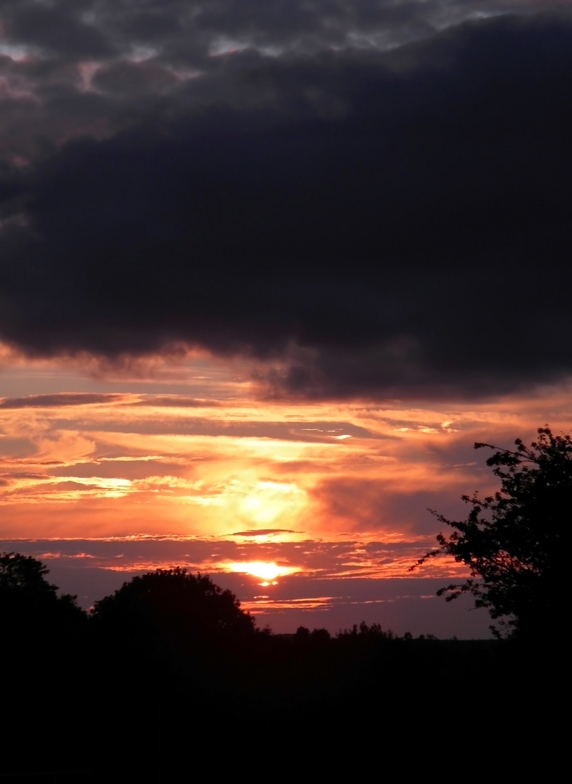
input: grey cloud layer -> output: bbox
[1,4,571,398]
[0,1,524,163]
[3,1,523,62]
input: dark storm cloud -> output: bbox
[1,6,572,398]
[9,5,114,58]
[0,1,520,65]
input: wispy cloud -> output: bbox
[0,393,129,408]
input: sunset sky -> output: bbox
[1,0,571,637]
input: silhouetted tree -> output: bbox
[1,550,67,596]
[91,568,256,656]
[337,622,394,639]
[412,426,569,639]
[0,550,84,634]
[0,552,90,775]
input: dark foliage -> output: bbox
[90,567,256,656]
[0,552,556,779]
[0,552,90,777]
[0,550,85,636]
[337,621,395,640]
[412,426,569,639]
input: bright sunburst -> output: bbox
[227,561,300,581]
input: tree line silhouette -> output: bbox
[1,427,565,781]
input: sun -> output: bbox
[227,561,300,581]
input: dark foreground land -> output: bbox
[2,623,558,783]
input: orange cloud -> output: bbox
[1,353,571,555]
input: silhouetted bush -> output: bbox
[412,426,569,639]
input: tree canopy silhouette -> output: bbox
[0,550,84,633]
[91,568,256,654]
[412,426,569,639]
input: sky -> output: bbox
[1,0,571,637]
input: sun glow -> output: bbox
[237,480,307,525]
[227,561,300,581]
